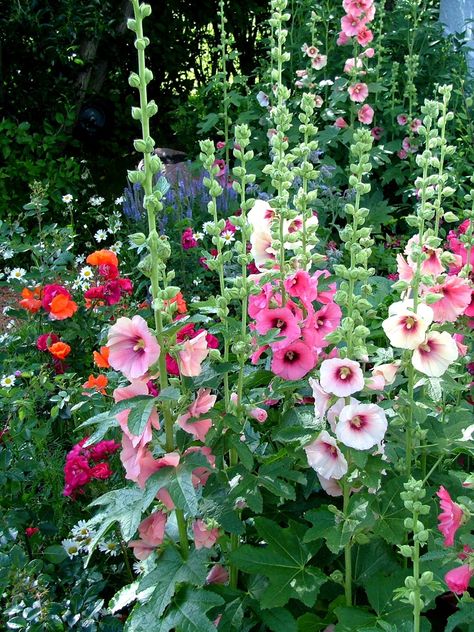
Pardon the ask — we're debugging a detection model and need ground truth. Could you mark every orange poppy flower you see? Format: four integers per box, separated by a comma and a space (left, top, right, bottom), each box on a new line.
48, 341, 71, 360
164, 291, 187, 314
19, 287, 42, 313
93, 346, 110, 368
86, 249, 119, 267
83, 374, 108, 394
49, 294, 78, 320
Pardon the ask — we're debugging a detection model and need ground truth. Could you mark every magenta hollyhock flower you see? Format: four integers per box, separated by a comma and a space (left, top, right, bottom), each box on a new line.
178, 330, 209, 377
129, 510, 167, 560
437, 486, 464, 547
255, 306, 301, 350
248, 282, 275, 319
425, 275, 472, 323
348, 82, 369, 103
304, 430, 348, 480
113, 380, 160, 447
304, 302, 342, 349
107, 315, 160, 380
320, 358, 364, 397
397, 113, 408, 126
193, 520, 219, 549
181, 227, 198, 250
412, 331, 458, 377
271, 340, 316, 380
358, 103, 374, 125
335, 402, 387, 450
206, 565, 229, 585
445, 565, 473, 595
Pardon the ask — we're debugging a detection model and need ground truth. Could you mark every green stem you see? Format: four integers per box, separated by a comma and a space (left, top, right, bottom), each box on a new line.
118, 528, 134, 583
343, 481, 352, 606
219, 0, 230, 167
412, 512, 421, 632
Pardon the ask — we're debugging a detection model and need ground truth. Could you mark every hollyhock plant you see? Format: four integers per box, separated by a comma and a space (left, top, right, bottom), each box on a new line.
412, 331, 458, 377
320, 358, 364, 397
335, 402, 387, 450
444, 565, 473, 595
107, 315, 160, 380
304, 430, 348, 480
437, 486, 464, 547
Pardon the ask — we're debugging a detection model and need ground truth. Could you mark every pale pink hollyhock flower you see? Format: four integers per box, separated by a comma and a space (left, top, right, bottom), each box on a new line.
348, 82, 369, 103
206, 565, 229, 585
453, 334, 468, 357
425, 275, 472, 323
107, 315, 160, 380
305, 45, 319, 58
341, 14, 365, 37
343, 0, 374, 18
343, 57, 363, 74
178, 330, 209, 377
397, 113, 408, 126
356, 26, 373, 46
358, 104, 374, 125
129, 510, 167, 560
398, 149, 408, 159
296, 69, 308, 78
405, 235, 444, 277
320, 358, 364, 397
311, 54, 327, 70
412, 331, 458, 377
304, 430, 348, 480
364, 47, 375, 58
114, 380, 159, 447
382, 302, 433, 350
337, 31, 350, 46
402, 136, 417, 153
193, 520, 219, 549
323, 626, 336, 632
314, 95, 324, 108
250, 226, 276, 271
185, 445, 216, 487
326, 396, 359, 432
271, 340, 316, 380
335, 117, 349, 128
177, 388, 216, 442
367, 361, 401, 390
410, 118, 422, 133
255, 306, 301, 351
396, 254, 414, 282
249, 407, 267, 423
309, 377, 332, 421
318, 474, 343, 497
336, 402, 387, 450
445, 565, 473, 594
437, 486, 464, 546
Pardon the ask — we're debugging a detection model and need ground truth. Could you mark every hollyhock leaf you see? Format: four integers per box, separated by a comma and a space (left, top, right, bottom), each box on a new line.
363, 570, 409, 616
168, 465, 198, 515
242, 369, 274, 389
303, 508, 335, 543
369, 479, 407, 545
80, 411, 119, 447
127, 397, 156, 436
229, 473, 263, 514
255, 606, 297, 632
193, 362, 237, 388
445, 602, 474, 632
157, 386, 181, 401
154, 587, 224, 632
217, 599, 245, 631
353, 540, 400, 586
137, 548, 209, 618
334, 606, 379, 629
229, 435, 254, 471
109, 581, 139, 614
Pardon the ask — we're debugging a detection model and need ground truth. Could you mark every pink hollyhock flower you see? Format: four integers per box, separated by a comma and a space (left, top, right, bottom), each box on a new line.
335, 117, 349, 128
184, 445, 216, 487
397, 113, 408, 125
382, 302, 433, 349
181, 227, 198, 250
206, 565, 229, 585
255, 306, 301, 351
177, 388, 216, 442
364, 47, 375, 57
453, 334, 468, 357
129, 510, 167, 560
311, 54, 328, 70
304, 430, 348, 480
193, 520, 219, 549
396, 254, 414, 281
371, 126, 383, 140
425, 275, 472, 323
356, 26, 373, 46
336, 402, 387, 450
368, 361, 400, 389
358, 103, 374, 125
284, 270, 318, 305
341, 14, 365, 37
320, 358, 364, 397
113, 380, 159, 447
309, 377, 332, 421
410, 118, 422, 133
348, 82, 369, 103
437, 486, 464, 546
318, 474, 343, 497
398, 149, 408, 160
121, 438, 180, 489
304, 44, 319, 58
412, 331, 458, 377
216, 141, 226, 150
445, 565, 473, 594
402, 136, 418, 153
312, 270, 337, 304
306, 302, 342, 348
178, 330, 209, 377
107, 315, 160, 380
343, 0, 374, 18
344, 57, 363, 74
405, 235, 444, 277
447, 220, 474, 271
248, 282, 275, 319
249, 407, 268, 423
271, 340, 316, 380
337, 31, 350, 45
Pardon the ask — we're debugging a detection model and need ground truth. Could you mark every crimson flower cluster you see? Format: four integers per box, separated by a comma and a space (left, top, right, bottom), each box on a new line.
84, 253, 133, 306
63, 438, 120, 498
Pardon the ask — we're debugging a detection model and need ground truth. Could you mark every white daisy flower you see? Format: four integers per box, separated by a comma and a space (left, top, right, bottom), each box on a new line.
79, 266, 94, 280
62, 194, 74, 204
191, 296, 201, 303
8, 268, 27, 282
62, 539, 80, 558
99, 541, 120, 556
133, 561, 146, 574
202, 221, 214, 234
109, 241, 122, 254
114, 196, 124, 205
94, 229, 108, 243
89, 195, 105, 207
221, 230, 235, 244
71, 521, 91, 538
3, 249, 14, 260
1, 375, 15, 388
193, 232, 204, 241
75, 254, 86, 264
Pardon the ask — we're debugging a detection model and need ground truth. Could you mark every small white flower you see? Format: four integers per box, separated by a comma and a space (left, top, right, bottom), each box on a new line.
75, 254, 86, 264
133, 561, 146, 574
62, 194, 74, 204
89, 195, 105, 207
109, 241, 122, 254
94, 229, 108, 243
3, 249, 14, 260
256, 91, 270, 107
71, 521, 91, 538
62, 539, 80, 558
2, 306, 11, 315
1, 375, 15, 388
8, 268, 27, 282
191, 296, 201, 303
202, 221, 214, 234
319, 79, 334, 87
81, 172, 88, 180
114, 196, 124, 205
192, 278, 202, 286
99, 541, 120, 556
193, 232, 204, 241
79, 266, 94, 280
221, 230, 235, 244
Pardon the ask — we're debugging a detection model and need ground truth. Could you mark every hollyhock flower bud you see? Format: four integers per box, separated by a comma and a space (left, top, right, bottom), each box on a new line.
336, 402, 387, 450
107, 315, 160, 380
453, 334, 468, 357
249, 407, 267, 423
364, 47, 375, 57
309, 378, 331, 421
437, 486, 464, 547
334, 117, 349, 129
444, 565, 473, 594
317, 474, 343, 497
304, 430, 348, 480
206, 565, 229, 584
412, 331, 458, 377
193, 520, 219, 549
320, 358, 364, 397
216, 141, 226, 150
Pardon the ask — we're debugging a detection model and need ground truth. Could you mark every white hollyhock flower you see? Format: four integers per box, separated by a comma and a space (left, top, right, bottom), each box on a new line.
304, 430, 348, 480
412, 331, 458, 377
336, 402, 387, 451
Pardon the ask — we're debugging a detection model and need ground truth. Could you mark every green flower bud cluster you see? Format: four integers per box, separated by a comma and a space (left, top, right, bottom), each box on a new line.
334, 129, 375, 359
